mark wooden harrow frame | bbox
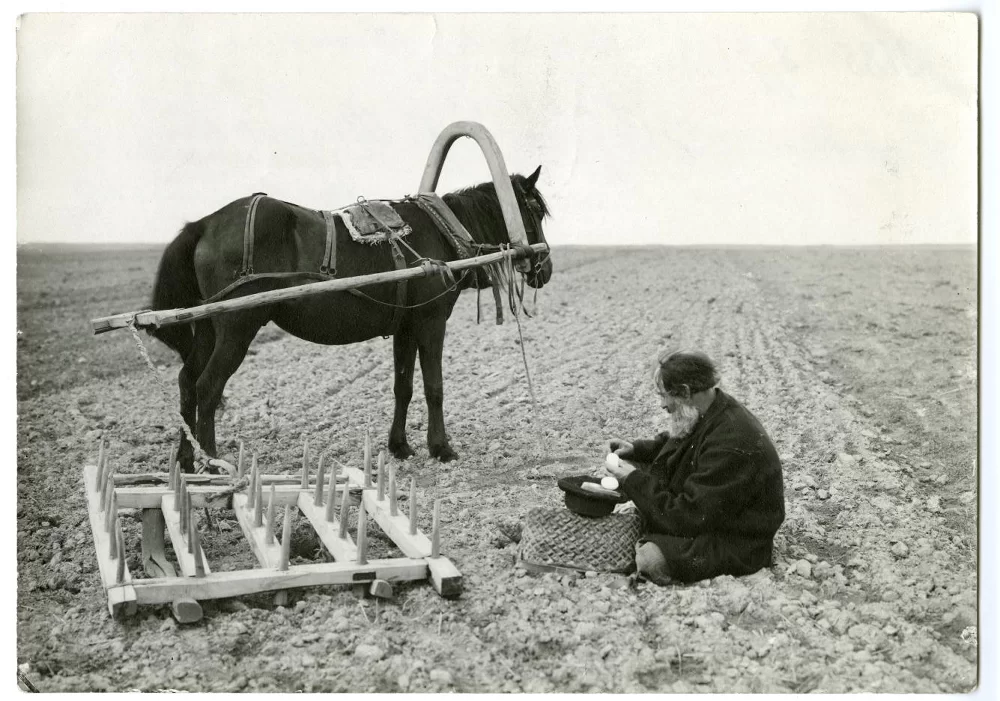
[86,435,461,622]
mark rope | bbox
[349,268,472,310]
[489,245,538,408]
[125,319,212,473]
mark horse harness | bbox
[210,192,478,336]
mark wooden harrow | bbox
[85,434,461,623]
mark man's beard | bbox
[666,402,701,439]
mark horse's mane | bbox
[442,174,549,248]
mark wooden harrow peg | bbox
[388,464,398,517]
[325,461,339,522]
[94,438,106,491]
[314,455,326,507]
[377,451,386,501]
[363,431,373,487]
[279,505,292,571]
[236,442,246,479]
[301,438,311,489]
[409,477,418,535]
[265,485,277,545]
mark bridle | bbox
[516,184,551,279]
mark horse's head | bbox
[512,166,553,289]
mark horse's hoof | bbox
[390,443,415,460]
[432,445,459,463]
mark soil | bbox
[15,244,978,693]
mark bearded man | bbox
[606,350,785,584]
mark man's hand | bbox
[609,439,635,459]
[605,452,637,481]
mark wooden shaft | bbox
[301,438,310,489]
[338,481,350,538]
[237,441,245,479]
[363,432,372,487]
[168,444,177,481]
[187,507,196,555]
[279,504,292,571]
[115,518,125,584]
[357,501,368,565]
[94,438,106,492]
[254,476,265,528]
[90,243,548,334]
[314,455,326,507]
[409,477,417,535]
[325,462,338,522]
[389,464,398,517]
[431,499,442,558]
[265,485,277,545]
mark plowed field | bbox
[15,244,978,692]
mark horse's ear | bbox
[526,165,542,188]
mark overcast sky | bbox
[16,12,977,246]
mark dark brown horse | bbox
[149,167,552,472]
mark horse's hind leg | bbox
[194,313,267,464]
[177,321,214,473]
[388,325,418,460]
[417,316,457,462]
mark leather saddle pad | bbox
[342,200,408,237]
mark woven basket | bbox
[519,507,642,574]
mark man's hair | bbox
[653,350,720,397]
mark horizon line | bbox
[14,241,978,250]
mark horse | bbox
[148,166,552,473]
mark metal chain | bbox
[125,319,211,473]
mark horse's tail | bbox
[148,220,205,359]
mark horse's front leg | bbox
[389,327,418,459]
[417,318,457,462]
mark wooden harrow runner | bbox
[86,433,461,623]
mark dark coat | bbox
[619,389,785,583]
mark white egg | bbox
[605,453,620,470]
[601,476,619,490]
